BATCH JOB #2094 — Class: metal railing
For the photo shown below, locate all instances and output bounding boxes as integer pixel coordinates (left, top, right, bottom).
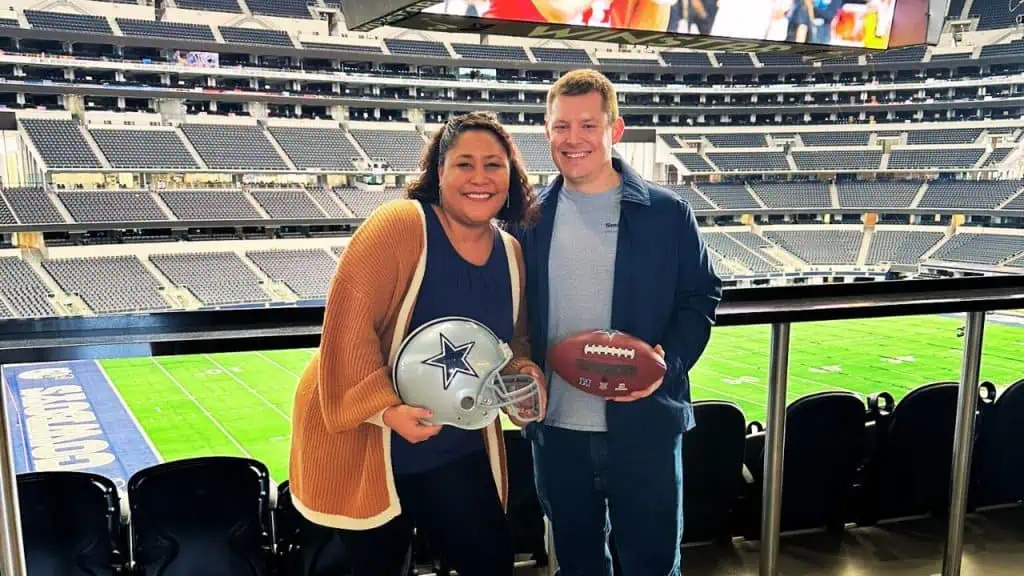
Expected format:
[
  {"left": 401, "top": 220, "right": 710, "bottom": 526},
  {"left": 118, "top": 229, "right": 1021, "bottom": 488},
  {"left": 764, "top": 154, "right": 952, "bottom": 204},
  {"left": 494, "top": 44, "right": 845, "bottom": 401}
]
[{"left": 0, "top": 274, "right": 1022, "bottom": 576}]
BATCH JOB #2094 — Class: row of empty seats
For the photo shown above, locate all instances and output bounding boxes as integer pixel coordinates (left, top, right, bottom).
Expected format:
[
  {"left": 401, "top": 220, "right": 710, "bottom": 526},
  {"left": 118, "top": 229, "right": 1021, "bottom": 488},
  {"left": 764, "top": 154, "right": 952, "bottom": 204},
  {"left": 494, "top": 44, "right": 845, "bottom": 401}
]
[
  {"left": 678, "top": 147, "right": 1007, "bottom": 173},
  {"left": 0, "top": 187, "right": 378, "bottom": 224},
  {"left": 1, "top": 228, "right": 1019, "bottom": 318},
  {"left": 0, "top": 247, "right": 344, "bottom": 316},
  {"left": 665, "top": 131, "right": 1020, "bottom": 150},
  {"left": 17, "top": 378, "right": 1023, "bottom": 575},
  {"left": 3, "top": 181, "right": 1019, "bottom": 224},
  {"left": 678, "top": 180, "right": 1023, "bottom": 211},
  {"left": 18, "top": 119, "right": 1020, "bottom": 177},
  {"left": 679, "top": 378, "right": 1024, "bottom": 545},
  {"left": 703, "top": 229, "right": 1024, "bottom": 273}
]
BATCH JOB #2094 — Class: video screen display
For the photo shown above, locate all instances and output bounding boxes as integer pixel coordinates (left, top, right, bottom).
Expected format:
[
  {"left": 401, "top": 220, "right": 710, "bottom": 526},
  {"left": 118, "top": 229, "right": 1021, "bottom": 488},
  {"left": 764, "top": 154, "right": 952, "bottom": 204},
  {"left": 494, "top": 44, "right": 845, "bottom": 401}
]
[{"left": 423, "top": 0, "right": 898, "bottom": 49}]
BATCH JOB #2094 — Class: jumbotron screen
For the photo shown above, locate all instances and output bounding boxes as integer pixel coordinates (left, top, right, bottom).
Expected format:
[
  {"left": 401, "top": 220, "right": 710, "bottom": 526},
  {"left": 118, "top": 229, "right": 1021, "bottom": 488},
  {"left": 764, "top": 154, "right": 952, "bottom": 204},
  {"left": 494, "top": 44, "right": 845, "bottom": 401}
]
[
  {"left": 346, "top": 0, "right": 934, "bottom": 55},
  {"left": 427, "top": 0, "right": 896, "bottom": 48}
]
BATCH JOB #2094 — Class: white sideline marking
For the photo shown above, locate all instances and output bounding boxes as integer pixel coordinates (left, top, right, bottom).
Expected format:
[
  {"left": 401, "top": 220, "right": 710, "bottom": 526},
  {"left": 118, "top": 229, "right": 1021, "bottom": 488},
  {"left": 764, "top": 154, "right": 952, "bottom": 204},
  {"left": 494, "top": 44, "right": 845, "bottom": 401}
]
[{"left": 95, "top": 360, "right": 164, "bottom": 463}]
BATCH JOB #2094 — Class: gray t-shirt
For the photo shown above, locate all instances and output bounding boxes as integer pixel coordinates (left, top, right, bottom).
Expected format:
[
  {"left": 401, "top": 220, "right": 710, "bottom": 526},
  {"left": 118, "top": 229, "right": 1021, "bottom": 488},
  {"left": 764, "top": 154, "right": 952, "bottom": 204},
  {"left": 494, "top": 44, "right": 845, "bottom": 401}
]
[{"left": 544, "top": 183, "right": 621, "bottom": 432}]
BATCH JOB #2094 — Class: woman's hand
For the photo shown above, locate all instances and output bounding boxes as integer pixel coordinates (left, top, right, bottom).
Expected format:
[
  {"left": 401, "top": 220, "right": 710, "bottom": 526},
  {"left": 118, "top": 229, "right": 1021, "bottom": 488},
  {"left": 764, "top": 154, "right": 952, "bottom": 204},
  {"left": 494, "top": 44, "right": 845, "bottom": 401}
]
[
  {"left": 383, "top": 405, "right": 442, "bottom": 443},
  {"left": 505, "top": 363, "right": 547, "bottom": 427}
]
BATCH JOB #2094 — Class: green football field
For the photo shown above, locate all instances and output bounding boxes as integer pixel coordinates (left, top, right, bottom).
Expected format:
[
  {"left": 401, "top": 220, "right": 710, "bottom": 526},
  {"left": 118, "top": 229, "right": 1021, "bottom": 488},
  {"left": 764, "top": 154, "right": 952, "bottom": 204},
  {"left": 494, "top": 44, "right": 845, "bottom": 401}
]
[{"left": 100, "top": 314, "right": 1023, "bottom": 483}]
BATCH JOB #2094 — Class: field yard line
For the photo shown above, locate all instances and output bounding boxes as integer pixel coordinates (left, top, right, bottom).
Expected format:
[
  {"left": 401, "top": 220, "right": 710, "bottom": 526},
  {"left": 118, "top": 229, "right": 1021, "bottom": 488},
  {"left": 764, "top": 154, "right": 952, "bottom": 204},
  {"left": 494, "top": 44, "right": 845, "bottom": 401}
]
[
  {"left": 148, "top": 357, "right": 252, "bottom": 458},
  {"left": 710, "top": 353, "right": 867, "bottom": 398},
  {"left": 203, "top": 354, "right": 291, "bottom": 423},
  {"left": 691, "top": 365, "right": 776, "bottom": 407},
  {"left": 254, "top": 351, "right": 300, "bottom": 379},
  {"left": 95, "top": 360, "right": 164, "bottom": 463}
]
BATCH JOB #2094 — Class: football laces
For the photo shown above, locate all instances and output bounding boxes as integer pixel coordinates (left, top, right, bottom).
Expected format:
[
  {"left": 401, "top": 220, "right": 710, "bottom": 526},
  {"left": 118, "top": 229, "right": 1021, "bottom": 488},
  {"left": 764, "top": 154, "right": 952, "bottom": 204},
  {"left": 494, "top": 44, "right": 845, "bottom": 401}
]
[{"left": 583, "top": 344, "right": 636, "bottom": 359}]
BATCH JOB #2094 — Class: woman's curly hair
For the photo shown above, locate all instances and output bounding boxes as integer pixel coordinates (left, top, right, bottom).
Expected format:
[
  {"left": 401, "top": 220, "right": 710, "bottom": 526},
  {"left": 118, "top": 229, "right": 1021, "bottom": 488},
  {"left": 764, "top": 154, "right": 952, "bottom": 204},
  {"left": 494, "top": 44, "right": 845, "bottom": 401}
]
[{"left": 405, "top": 111, "right": 539, "bottom": 228}]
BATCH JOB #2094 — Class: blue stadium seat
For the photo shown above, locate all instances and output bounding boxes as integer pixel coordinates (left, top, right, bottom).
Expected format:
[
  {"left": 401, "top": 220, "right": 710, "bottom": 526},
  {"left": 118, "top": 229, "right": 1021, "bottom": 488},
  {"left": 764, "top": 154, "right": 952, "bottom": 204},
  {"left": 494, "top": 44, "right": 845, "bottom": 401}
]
[
  {"left": 970, "top": 378, "right": 1024, "bottom": 508},
  {"left": 127, "top": 456, "right": 273, "bottom": 575},
  {"left": 17, "top": 471, "right": 126, "bottom": 576},
  {"left": 274, "top": 480, "right": 352, "bottom": 576},
  {"left": 857, "top": 381, "right": 963, "bottom": 525},
  {"left": 737, "top": 391, "right": 866, "bottom": 538},
  {"left": 681, "top": 400, "right": 746, "bottom": 544}
]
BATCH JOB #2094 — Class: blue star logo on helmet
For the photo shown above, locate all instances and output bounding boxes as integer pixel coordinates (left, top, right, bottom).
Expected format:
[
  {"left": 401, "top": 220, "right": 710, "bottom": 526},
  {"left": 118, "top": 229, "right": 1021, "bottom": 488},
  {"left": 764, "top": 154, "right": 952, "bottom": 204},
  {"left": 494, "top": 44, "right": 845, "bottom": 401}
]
[{"left": 422, "top": 333, "right": 478, "bottom": 390}]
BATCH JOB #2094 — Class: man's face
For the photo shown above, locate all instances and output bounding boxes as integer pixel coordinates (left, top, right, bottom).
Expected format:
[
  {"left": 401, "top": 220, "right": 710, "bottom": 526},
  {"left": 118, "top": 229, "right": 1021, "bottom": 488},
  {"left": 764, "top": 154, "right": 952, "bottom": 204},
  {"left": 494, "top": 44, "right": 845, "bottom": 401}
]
[{"left": 545, "top": 90, "right": 624, "bottom": 191}]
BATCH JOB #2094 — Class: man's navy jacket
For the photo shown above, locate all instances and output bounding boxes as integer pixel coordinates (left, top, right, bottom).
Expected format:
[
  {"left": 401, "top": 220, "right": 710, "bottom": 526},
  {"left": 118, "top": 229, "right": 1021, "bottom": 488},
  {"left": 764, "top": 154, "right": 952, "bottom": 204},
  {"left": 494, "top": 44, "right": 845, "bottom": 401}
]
[{"left": 511, "top": 156, "right": 723, "bottom": 450}]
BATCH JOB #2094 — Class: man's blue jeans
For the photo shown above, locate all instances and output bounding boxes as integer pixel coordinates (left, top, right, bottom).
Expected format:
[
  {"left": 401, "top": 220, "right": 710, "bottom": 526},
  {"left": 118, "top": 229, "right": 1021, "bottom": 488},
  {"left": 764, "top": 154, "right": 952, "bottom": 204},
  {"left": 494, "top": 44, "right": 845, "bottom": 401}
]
[{"left": 526, "top": 423, "right": 684, "bottom": 576}]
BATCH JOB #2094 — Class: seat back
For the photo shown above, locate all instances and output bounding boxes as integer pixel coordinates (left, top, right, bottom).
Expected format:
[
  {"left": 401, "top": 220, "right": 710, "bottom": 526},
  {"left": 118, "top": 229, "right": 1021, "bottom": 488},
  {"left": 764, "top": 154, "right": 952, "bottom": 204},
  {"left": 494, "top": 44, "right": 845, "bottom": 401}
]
[
  {"left": 682, "top": 401, "right": 746, "bottom": 543},
  {"left": 18, "top": 471, "right": 124, "bottom": 576},
  {"left": 779, "top": 391, "right": 865, "bottom": 533},
  {"left": 274, "top": 481, "right": 351, "bottom": 576},
  {"left": 971, "top": 379, "right": 1024, "bottom": 508},
  {"left": 127, "top": 456, "right": 272, "bottom": 576},
  {"left": 860, "top": 381, "right": 959, "bottom": 524}
]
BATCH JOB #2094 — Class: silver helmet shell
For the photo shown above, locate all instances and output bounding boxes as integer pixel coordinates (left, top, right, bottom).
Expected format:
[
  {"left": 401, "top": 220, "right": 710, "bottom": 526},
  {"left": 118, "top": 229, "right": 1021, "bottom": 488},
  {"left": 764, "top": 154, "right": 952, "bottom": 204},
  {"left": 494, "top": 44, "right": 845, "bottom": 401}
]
[{"left": 392, "top": 316, "right": 542, "bottom": 430}]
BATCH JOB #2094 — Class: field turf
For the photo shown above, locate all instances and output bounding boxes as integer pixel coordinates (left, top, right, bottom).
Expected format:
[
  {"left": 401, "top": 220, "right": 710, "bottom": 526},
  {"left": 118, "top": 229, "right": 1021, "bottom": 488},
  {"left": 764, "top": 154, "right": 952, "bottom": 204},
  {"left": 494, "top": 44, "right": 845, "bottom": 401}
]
[{"left": 99, "top": 314, "right": 1022, "bottom": 483}]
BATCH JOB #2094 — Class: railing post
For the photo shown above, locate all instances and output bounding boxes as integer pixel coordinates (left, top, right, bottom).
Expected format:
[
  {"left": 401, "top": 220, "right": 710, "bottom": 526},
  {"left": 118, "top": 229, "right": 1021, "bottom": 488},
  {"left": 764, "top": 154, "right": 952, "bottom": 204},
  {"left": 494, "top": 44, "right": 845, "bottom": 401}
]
[
  {"left": 942, "top": 310, "right": 985, "bottom": 576},
  {"left": 760, "top": 322, "right": 790, "bottom": 576},
  {"left": 0, "top": 374, "right": 27, "bottom": 576}
]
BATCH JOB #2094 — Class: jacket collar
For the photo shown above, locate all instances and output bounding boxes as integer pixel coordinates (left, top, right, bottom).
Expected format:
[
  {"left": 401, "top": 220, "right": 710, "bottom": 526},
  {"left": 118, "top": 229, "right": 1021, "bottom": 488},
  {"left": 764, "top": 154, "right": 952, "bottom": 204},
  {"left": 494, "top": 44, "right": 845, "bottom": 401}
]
[{"left": 541, "top": 154, "right": 650, "bottom": 207}]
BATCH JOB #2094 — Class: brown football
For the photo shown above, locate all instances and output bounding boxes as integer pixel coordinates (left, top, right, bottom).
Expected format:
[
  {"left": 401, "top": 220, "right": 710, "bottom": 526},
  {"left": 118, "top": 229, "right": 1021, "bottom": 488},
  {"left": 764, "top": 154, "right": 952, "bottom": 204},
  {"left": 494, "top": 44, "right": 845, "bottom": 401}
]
[{"left": 547, "top": 330, "right": 666, "bottom": 398}]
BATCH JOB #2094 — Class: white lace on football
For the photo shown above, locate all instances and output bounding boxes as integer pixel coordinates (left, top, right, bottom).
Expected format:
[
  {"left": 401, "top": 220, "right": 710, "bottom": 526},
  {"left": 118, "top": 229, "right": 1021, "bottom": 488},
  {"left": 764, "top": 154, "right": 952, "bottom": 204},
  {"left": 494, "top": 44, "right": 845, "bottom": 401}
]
[{"left": 582, "top": 344, "right": 636, "bottom": 359}]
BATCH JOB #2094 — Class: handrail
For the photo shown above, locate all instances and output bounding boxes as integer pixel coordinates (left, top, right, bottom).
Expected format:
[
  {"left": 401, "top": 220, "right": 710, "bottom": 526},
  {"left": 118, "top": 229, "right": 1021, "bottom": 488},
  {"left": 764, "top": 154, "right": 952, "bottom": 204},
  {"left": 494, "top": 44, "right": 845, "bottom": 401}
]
[{"left": 0, "top": 274, "right": 1023, "bottom": 576}]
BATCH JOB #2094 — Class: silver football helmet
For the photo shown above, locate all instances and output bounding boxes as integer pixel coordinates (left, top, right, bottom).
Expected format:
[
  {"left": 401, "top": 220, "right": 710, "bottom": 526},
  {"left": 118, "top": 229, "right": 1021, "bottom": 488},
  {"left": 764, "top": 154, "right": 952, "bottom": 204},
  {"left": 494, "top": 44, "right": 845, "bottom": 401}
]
[{"left": 392, "top": 316, "right": 542, "bottom": 430}]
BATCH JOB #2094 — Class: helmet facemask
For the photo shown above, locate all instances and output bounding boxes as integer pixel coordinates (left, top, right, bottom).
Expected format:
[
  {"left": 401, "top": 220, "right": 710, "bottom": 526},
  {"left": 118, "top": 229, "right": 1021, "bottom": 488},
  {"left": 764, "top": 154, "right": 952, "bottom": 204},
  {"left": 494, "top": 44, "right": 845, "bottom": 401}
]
[{"left": 480, "top": 372, "right": 543, "bottom": 424}]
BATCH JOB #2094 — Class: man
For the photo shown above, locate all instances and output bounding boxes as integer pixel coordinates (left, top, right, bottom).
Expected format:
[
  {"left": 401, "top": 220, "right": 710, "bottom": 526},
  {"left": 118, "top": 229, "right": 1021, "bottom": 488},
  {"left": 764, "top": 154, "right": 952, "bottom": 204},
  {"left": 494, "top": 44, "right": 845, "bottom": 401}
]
[{"left": 511, "top": 69, "right": 722, "bottom": 576}]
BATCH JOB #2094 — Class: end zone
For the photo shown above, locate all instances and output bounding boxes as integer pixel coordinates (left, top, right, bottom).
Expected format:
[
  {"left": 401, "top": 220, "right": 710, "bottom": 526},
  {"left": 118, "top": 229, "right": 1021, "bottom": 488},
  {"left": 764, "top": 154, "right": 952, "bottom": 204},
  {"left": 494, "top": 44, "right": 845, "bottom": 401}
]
[{"left": 2, "top": 360, "right": 162, "bottom": 491}]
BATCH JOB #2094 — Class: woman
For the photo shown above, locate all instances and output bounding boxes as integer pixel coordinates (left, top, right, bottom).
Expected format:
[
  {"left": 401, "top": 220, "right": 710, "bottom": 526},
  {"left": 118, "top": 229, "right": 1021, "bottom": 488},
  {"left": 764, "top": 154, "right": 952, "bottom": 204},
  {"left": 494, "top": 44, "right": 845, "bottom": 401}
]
[{"left": 288, "top": 111, "right": 546, "bottom": 576}]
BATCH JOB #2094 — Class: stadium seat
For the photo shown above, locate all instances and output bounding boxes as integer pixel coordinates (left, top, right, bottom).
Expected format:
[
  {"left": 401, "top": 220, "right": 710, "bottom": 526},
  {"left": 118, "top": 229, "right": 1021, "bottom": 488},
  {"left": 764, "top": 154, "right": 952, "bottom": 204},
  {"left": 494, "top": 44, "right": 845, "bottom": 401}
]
[
  {"left": 17, "top": 471, "right": 127, "bottom": 576},
  {"left": 274, "top": 481, "right": 352, "bottom": 576},
  {"left": 856, "top": 381, "right": 964, "bottom": 525},
  {"left": 127, "top": 456, "right": 273, "bottom": 576},
  {"left": 681, "top": 400, "right": 746, "bottom": 544},
  {"left": 970, "top": 378, "right": 1024, "bottom": 509},
  {"left": 737, "top": 391, "right": 866, "bottom": 539}
]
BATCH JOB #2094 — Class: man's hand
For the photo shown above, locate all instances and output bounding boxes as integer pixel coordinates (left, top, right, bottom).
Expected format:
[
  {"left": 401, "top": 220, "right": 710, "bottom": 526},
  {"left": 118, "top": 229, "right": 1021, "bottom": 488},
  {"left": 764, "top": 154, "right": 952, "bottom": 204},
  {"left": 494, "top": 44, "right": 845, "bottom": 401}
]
[
  {"left": 383, "top": 405, "right": 442, "bottom": 443},
  {"left": 610, "top": 344, "right": 664, "bottom": 402}
]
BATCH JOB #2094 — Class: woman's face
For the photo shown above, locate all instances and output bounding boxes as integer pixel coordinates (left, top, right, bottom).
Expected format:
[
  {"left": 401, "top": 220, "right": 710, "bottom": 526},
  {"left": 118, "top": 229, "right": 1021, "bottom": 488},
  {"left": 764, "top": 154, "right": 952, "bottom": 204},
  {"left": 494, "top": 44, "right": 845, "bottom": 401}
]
[{"left": 438, "top": 129, "right": 511, "bottom": 228}]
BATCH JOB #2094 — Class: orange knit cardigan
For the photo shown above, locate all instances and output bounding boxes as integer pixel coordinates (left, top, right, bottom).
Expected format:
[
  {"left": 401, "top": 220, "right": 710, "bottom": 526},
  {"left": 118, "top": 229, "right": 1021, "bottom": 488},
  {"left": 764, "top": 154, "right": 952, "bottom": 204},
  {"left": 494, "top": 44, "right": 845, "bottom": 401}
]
[{"left": 288, "top": 198, "right": 534, "bottom": 530}]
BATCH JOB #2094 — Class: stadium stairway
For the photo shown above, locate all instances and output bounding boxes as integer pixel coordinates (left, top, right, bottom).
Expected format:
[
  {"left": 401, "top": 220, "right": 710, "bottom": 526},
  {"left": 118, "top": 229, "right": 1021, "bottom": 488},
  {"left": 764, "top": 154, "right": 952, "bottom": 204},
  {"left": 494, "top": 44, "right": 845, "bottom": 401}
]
[{"left": 14, "top": 379, "right": 1024, "bottom": 575}]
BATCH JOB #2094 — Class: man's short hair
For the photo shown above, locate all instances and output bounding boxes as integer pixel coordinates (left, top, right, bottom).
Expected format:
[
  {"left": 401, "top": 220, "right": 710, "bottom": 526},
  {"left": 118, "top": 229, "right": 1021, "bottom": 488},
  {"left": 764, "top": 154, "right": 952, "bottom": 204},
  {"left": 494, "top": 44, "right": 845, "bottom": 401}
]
[{"left": 546, "top": 68, "right": 620, "bottom": 123}]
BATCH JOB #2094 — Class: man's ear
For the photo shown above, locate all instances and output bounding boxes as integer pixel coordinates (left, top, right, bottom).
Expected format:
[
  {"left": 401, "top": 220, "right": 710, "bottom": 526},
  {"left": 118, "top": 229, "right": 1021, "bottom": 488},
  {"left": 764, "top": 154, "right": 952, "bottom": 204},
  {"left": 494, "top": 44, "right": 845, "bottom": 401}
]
[{"left": 611, "top": 116, "right": 626, "bottom": 144}]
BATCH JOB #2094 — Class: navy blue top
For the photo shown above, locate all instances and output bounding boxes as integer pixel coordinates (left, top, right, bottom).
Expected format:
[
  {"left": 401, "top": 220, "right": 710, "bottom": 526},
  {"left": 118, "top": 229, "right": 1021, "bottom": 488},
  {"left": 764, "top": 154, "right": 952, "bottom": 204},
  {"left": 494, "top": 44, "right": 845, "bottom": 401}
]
[{"left": 390, "top": 201, "right": 513, "bottom": 475}]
